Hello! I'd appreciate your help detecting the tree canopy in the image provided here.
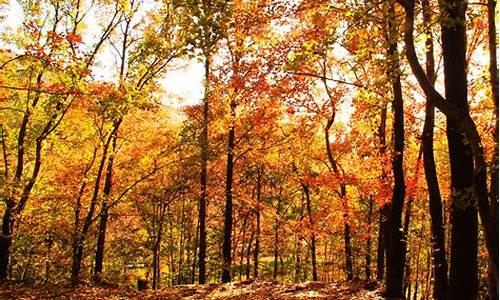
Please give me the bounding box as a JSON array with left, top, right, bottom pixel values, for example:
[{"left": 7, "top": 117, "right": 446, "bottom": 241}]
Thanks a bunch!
[{"left": 0, "top": 0, "right": 497, "bottom": 299}]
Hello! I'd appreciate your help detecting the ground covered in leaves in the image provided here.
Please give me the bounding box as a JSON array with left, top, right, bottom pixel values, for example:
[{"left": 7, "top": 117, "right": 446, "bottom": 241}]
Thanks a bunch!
[{"left": 0, "top": 280, "right": 385, "bottom": 299}]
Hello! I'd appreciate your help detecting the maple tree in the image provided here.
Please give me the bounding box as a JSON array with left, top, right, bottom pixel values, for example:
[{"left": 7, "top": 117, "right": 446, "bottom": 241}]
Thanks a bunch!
[{"left": 0, "top": 0, "right": 498, "bottom": 299}]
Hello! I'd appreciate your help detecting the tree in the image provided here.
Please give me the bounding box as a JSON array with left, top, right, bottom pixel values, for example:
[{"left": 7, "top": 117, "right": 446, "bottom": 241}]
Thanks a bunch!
[
  {"left": 420, "top": 1, "right": 447, "bottom": 298},
  {"left": 92, "top": 0, "right": 185, "bottom": 284},
  {"left": 397, "top": 0, "right": 498, "bottom": 298},
  {"left": 383, "top": 3, "right": 406, "bottom": 297},
  {"left": 0, "top": 0, "right": 121, "bottom": 280},
  {"left": 176, "top": 0, "right": 232, "bottom": 283}
]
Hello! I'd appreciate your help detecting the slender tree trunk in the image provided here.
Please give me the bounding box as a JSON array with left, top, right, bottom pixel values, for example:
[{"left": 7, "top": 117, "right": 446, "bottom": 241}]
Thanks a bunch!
[
  {"left": 253, "top": 167, "right": 261, "bottom": 279},
  {"left": 239, "top": 215, "right": 247, "bottom": 281},
  {"left": 384, "top": 4, "right": 406, "bottom": 297},
  {"left": 402, "top": 146, "right": 423, "bottom": 296},
  {"left": 420, "top": 1, "right": 448, "bottom": 298},
  {"left": 168, "top": 217, "right": 175, "bottom": 285},
  {"left": 70, "top": 132, "right": 113, "bottom": 286},
  {"left": 198, "top": 55, "right": 210, "bottom": 284},
  {"left": 0, "top": 123, "right": 10, "bottom": 279},
  {"left": 152, "top": 228, "right": 160, "bottom": 290},
  {"left": 152, "top": 204, "right": 165, "bottom": 290},
  {"left": 294, "top": 237, "right": 301, "bottom": 282},
  {"left": 273, "top": 196, "right": 281, "bottom": 281},
  {"left": 93, "top": 207, "right": 109, "bottom": 283},
  {"left": 365, "top": 197, "right": 373, "bottom": 280},
  {"left": 324, "top": 110, "right": 353, "bottom": 280},
  {"left": 191, "top": 218, "right": 199, "bottom": 284},
  {"left": 0, "top": 75, "right": 44, "bottom": 279},
  {"left": 93, "top": 119, "right": 121, "bottom": 284},
  {"left": 152, "top": 242, "right": 159, "bottom": 289},
  {"left": 273, "top": 225, "right": 279, "bottom": 280},
  {"left": 397, "top": 0, "right": 498, "bottom": 298},
  {"left": 0, "top": 201, "right": 13, "bottom": 280},
  {"left": 245, "top": 229, "right": 254, "bottom": 280},
  {"left": 438, "top": 1, "right": 479, "bottom": 298},
  {"left": 411, "top": 214, "right": 424, "bottom": 300},
  {"left": 343, "top": 214, "right": 353, "bottom": 281},
  {"left": 178, "top": 213, "right": 185, "bottom": 285},
  {"left": 301, "top": 183, "right": 317, "bottom": 281},
  {"left": 376, "top": 104, "right": 388, "bottom": 281},
  {"left": 222, "top": 98, "right": 236, "bottom": 283}
]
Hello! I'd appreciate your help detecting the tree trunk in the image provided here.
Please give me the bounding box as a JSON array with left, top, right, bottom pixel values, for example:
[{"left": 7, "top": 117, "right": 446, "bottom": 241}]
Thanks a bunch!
[
  {"left": 93, "top": 119, "right": 121, "bottom": 284},
  {"left": 198, "top": 55, "right": 210, "bottom": 284},
  {"left": 376, "top": 104, "right": 388, "bottom": 281},
  {"left": 438, "top": 1, "right": 479, "bottom": 298},
  {"left": 191, "top": 218, "right": 198, "bottom": 284},
  {"left": 365, "top": 197, "right": 373, "bottom": 280},
  {"left": 384, "top": 4, "right": 406, "bottom": 297},
  {"left": 245, "top": 229, "right": 254, "bottom": 280},
  {"left": 253, "top": 167, "right": 261, "bottom": 279},
  {"left": 294, "top": 237, "right": 301, "bottom": 282},
  {"left": 402, "top": 146, "right": 423, "bottom": 296},
  {"left": 70, "top": 132, "right": 113, "bottom": 286},
  {"left": 152, "top": 204, "right": 165, "bottom": 290},
  {"left": 420, "top": 1, "right": 448, "bottom": 298},
  {"left": 273, "top": 196, "right": 281, "bottom": 281},
  {"left": 0, "top": 201, "right": 13, "bottom": 280},
  {"left": 343, "top": 218, "right": 353, "bottom": 281},
  {"left": 239, "top": 215, "right": 247, "bottom": 281},
  {"left": 301, "top": 183, "right": 317, "bottom": 281},
  {"left": 152, "top": 240, "right": 159, "bottom": 289},
  {"left": 222, "top": 98, "right": 236, "bottom": 283},
  {"left": 93, "top": 206, "right": 109, "bottom": 283},
  {"left": 324, "top": 109, "right": 353, "bottom": 280},
  {"left": 0, "top": 71, "right": 48, "bottom": 279},
  {"left": 273, "top": 225, "right": 279, "bottom": 280},
  {"left": 397, "top": 0, "right": 498, "bottom": 294}
]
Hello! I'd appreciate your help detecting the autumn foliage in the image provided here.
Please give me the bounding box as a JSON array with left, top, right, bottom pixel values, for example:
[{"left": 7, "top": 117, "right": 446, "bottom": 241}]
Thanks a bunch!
[{"left": 0, "top": 0, "right": 498, "bottom": 299}]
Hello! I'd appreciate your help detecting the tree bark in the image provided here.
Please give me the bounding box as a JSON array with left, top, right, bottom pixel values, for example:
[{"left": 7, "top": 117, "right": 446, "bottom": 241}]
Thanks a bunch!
[
  {"left": 437, "top": 1, "right": 479, "bottom": 298},
  {"left": 376, "top": 104, "right": 388, "bottom": 281},
  {"left": 0, "top": 201, "right": 14, "bottom": 280},
  {"left": 222, "top": 97, "right": 236, "bottom": 283},
  {"left": 70, "top": 131, "right": 113, "bottom": 286},
  {"left": 384, "top": 4, "right": 406, "bottom": 297},
  {"left": 0, "top": 72, "right": 46, "bottom": 279},
  {"left": 245, "top": 228, "right": 254, "bottom": 280},
  {"left": 253, "top": 167, "right": 261, "bottom": 279},
  {"left": 273, "top": 196, "right": 282, "bottom": 280},
  {"left": 93, "top": 119, "right": 121, "bottom": 284},
  {"left": 365, "top": 197, "right": 373, "bottom": 280},
  {"left": 152, "top": 202, "right": 166, "bottom": 289},
  {"left": 273, "top": 225, "right": 279, "bottom": 280},
  {"left": 294, "top": 237, "right": 302, "bottom": 282},
  {"left": 191, "top": 219, "right": 198, "bottom": 284},
  {"left": 198, "top": 55, "right": 210, "bottom": 284},
  {"left": 239, "top": 214, "right": 248, "bottom": 281},
  {"left": 397, "top": 0, "right": 498, "bottom": 296},
  {"left": 421, "top": 1, "right": 448, "bottom": 298}
]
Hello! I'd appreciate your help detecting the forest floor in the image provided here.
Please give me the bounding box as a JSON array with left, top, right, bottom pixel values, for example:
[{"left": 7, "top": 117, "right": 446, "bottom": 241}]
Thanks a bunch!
[{"left": 0, "top": 280, "right": 385, "bottom": 299}]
